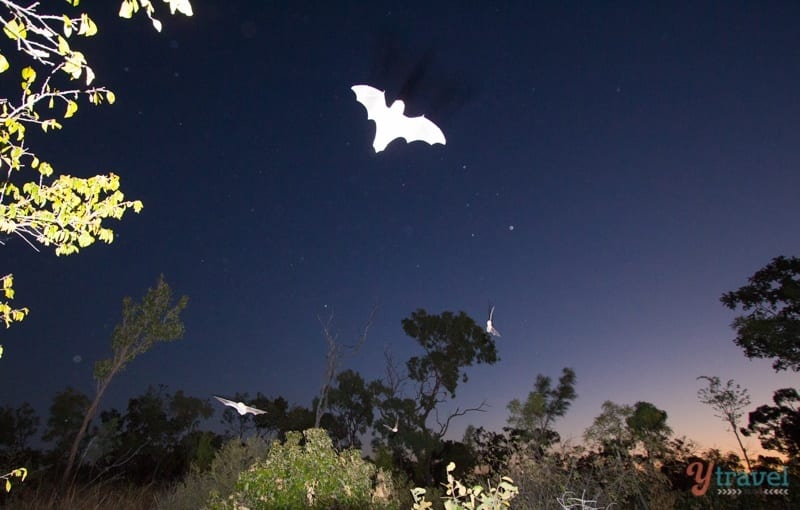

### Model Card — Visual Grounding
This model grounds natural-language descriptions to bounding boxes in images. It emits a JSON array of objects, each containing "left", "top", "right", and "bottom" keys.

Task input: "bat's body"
[
  {"left": 486, "top": 305, "right": 501, "bottom": 337},
  {"left": 351, "top": 84, "right": 446, "bottom": 153},
  {"left": 214, "top": 396, "right": 267, "bottom": 416}
]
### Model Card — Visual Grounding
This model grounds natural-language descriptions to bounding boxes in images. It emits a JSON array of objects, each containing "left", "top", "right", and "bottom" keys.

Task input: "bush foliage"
[{"left": 208, "top": 428, "right": 397, "bottom": 510}]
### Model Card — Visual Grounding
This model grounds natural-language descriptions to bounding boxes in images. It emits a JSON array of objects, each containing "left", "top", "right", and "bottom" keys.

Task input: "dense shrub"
[
  {"left": 207, "top": 428, "right": 397, "bottom": 510},
  {"left": 156, "top": 435, "right": 268, "bottom": 510}
]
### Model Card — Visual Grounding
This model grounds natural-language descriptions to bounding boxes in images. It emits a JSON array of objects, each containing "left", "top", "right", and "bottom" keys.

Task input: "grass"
[{"left": 4, "top": 481, "right": 161, "bottom": 510}]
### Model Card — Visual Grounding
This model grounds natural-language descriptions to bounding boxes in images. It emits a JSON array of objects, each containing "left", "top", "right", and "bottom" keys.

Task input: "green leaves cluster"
[
  {"left": 209, "top": 428, "right": 391, "bottom": 510},
  {"left": 1, "top": 172, "right": 142, "bottom": 255},
  {"left": 97, "top": 274, "right": 189, "bottom": 381},
  {"left": 0, "top": 275, "right": 27, "bottom": 342},
  {"left": 410, "top": 462, "right": 518, "bottom": 510},
  {"left": 119, "top": 0, "right": 193, "bottom": 33},
  {"left": 0, "top": 0, "right": 192, "bottom": 360}
]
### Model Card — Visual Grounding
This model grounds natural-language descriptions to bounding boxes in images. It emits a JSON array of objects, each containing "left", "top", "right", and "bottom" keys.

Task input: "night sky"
[{"left": 2, "top": 1, "right": 799, "bottom": 455}]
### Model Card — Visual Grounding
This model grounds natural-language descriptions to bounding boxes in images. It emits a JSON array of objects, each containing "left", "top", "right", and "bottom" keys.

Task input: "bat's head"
[{"left": 389, "top": 99, "right": 406, "bottom": 114}]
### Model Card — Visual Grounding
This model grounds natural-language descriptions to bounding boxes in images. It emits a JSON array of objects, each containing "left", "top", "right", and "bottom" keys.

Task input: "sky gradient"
[{"left": 2, "top": 0, "right": 799, "bottom": 456}]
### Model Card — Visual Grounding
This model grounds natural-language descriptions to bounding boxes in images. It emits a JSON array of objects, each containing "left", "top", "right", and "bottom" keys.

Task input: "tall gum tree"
[{"left": 62, "top": 275, "right": 188, "bottom": 485}]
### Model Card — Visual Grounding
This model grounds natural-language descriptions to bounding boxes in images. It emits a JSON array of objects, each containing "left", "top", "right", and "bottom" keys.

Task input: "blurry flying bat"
[
  {"left": 486, "top": 305, "right": 501, "bottom": 337},
  {"left": 351, "top": 84, "right": 446, "bottom": 153},
  {"left": 383, "top": 418, "right": 399, "bottom": 433},
  {"left": 214, "top": 396, "right": 267, "bottom": 416}
]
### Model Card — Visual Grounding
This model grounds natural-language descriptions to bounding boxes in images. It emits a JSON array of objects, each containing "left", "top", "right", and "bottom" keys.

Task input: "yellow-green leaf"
[
  {"left": 61, "top": 52, "right": 85, "bottom": 79},
  {"left": 167, "top": 0, "right": 193, "bottom": 16},
  {"left": 39, "top": 162, "right": 54, "bottom": 176},
  {"left": 21, "top": 66, "right": 35, "bottom": 83},
  {"left": 57, "top": 35, "right": 70, "bottom": 56},
  {"left": 66, "top": 0, "right": 80, "bottom": 6},
  {"left": 106, "top": 91, "right": 116, "bottom": 104},
  {"left": 0, "top": 54, "right": 8, "bottom": 73},
  {"left": 64, "top": 100, "right": 78, "bottom": 118},
  {"left": 78, "top": 231, "right": 94, "bottom": 247},
  {"left": 119, "top": 0, "right": 136, "bottom": 19},
  {"left": 3, "top": 18, "right": 27, "bottom": 41},
  {"left": 78, "top": 14, "right": 97, "bottom": 36},
  {"left": 62, "top": 15, "right": 73, "bottom": 37},
  {"left": 41, "top": 119, "right": 62, "bottom": 132}
]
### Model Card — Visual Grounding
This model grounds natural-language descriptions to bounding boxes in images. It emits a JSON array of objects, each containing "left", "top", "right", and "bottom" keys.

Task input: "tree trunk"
[
  {"left": 731, "top": 421, "right": 753, "bottom": 471},
  {"left": 61, "top": 380, "right": 109, "bottom": 486}
]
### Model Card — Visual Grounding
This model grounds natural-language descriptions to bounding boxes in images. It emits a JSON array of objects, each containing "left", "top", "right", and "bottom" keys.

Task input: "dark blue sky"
[{"left": 2, "top": 1, "right": 799, "bottom": 453}]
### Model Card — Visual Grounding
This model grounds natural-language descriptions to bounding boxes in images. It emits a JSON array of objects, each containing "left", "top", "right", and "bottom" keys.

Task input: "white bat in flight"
[
  {"left": 351, "top": 84, "right": 446, "bottom": 153},
  {"left": 383, "top": 418, "right": 399, "bottom": 433},
  {"left": 214, "top": 396, "right": 267, "bottom": 416},
  {"left": 486, "top": 305, "right": 501, "bottom": 337}
]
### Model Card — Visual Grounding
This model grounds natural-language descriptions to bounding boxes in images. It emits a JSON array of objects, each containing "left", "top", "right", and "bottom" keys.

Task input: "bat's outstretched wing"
[
  {"left": 352, "top": 85, "right": 389, "bottom": 122},
  {"left": 245, "top": 404, "right": 267, "bottom": 415},
  {"left": 393, "top": 114, "right": 446, "bottom": 148},
  {"left": 214, "top": 396, "right": 235, "bottom": 407},
  {"left": 351, "top": 84, "right": 446, "bottom": 153}
]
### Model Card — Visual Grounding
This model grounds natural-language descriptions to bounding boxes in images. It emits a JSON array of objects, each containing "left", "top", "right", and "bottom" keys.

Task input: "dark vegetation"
[{"left": 1, "top": 256, "right": 799, "bottom": 509}]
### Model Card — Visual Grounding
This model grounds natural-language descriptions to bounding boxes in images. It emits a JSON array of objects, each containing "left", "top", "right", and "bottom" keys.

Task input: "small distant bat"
[
  {"left": 486, "top": 305, "right": 501, "bottom": 337},
  {"left": 214, "top": 396, "right": 267, "bottom": 416},
  {"left": 383, "top": 418, "right": 399, "bottom": 433},
  {"left": 351, "top": 84, "right": 446, "bottom": 153}
]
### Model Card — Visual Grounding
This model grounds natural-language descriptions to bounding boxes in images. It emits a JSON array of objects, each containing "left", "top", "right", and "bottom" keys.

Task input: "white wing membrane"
[{"left": 352, "top": 84, "right": 446, "bottom": 153}]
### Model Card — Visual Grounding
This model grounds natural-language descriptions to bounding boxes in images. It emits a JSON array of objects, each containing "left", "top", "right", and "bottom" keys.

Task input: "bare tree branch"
[
  {"left": 435, "top": 401, "right": 489, "bottom": 438},
  {"left": 314, "top": 303, "right": 378, "bottom": 427}
]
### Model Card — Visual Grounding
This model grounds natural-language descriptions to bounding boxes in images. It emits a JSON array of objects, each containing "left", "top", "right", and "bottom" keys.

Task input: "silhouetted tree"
[
  {"left": 582, "top": 400, "right": 673, "bottom": 508},
  {"left": 0, "top": 402, "right": 39, "bottom": 464},
  {"left": 507, "top": 367, "right": 577, "bottom": 454},
  {"left": 584, "top": 400, "right": 635, "bottom": 458},
  {"left": 63, "top": 275, "right": 188, "bottom": 484},
  {"left": 326, "top": 369, "right": 374, "bottom": 449},
  {"left": 109, "top": 385, "right": 213, "bottom": 483},
  {"left": 721, "top": 255, "right": 800, "bottom": 372},
  {"left": 696, "top": 375, "right": 753, "bottom": 471},
  {"left": 372, "top": 308, "right": 498, "bottom": 485},
  {"left": 313, "top": 305, "right": 376, "bottom": 427},
  {"left": 743, "top": 387, "right": 800, "bottom": 461},
  {"left": 251, "top": 394, "right": 289, "bottom": 441},
  {"left": 626, "top": 401, "right": 672, "bottom": 463},
  {"left": 463, "top": 425, "right": 523, "bottom": 478},
  {"left": 43, "top": 387, "right": 90, "bottom": 468}
]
